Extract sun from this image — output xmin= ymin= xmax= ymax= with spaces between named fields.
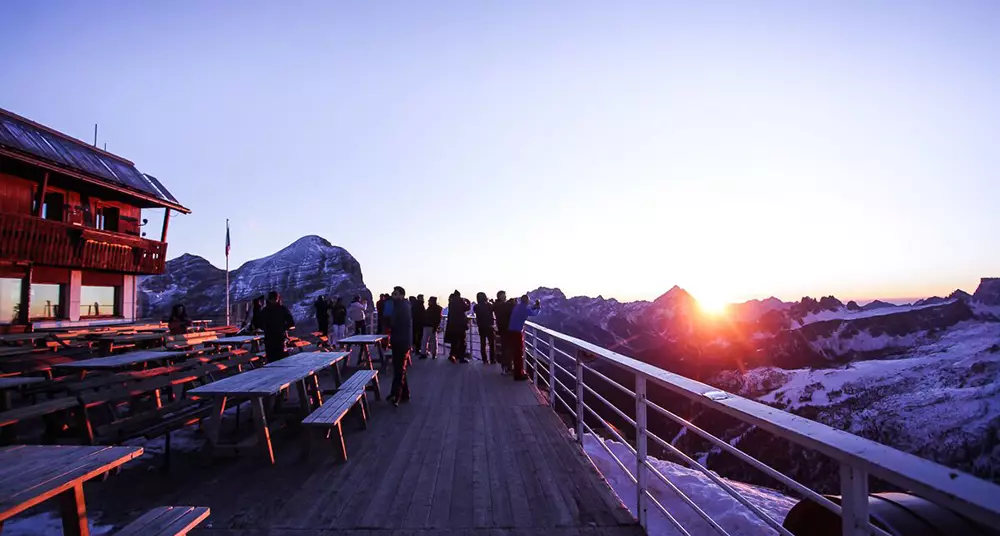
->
xmin=696 ymin=295 xmax=729 ymax=316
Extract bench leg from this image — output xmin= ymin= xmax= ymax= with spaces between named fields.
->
xmin=333 ymin=421 xmax=347 ymax=462
xmin=370 ymin=377 xmax=382 ymax=401
xmin=58 ymin=483 xmax=88 ymax=536
xmin=252 ymin=397 xmax=275 ymax=465
xmin=357 ymin=397 xmax=368 ymax=430
xmin=76 ymin=405 xmax=94 ymax=445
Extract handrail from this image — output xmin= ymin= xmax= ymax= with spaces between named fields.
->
xmin=521 ymin=320 xmax=1000 ymax=535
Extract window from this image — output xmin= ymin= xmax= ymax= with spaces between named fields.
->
xmin=42 ymin=192 xmax=64 ymax=222
xmin=95 ymin=206 xmax=120 ymax=232
xmin=0 ymin=278 xmax=23 ymax=324
xmin=29 ymin=284 xmax=63 ymax=319
xmin=81 ymin=286 xmax=118 ymax=317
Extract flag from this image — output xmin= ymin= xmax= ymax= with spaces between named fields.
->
xmin=225 ymin=220 xmax=231 ymax=257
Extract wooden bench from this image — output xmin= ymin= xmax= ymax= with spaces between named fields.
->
xmin=301 ymin=369 xmax=378 ymax=461
xmin=115 ymin=506 xmax=210 ymax=536
xmin=0 ymin=396 xmax=83 ymax=444
xmin=165 ymin=331 xmax=218 ymax=350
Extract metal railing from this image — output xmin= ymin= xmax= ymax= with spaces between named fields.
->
xmin=518 ymin=321 xmax=1000 ymax=536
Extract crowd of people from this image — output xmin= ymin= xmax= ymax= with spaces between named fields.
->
xmin=174 ymin=286 xmax=542 ymax=410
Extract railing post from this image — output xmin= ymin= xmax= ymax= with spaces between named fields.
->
xmin=635 ymin=375 xmax=648 ymax=529
xmin=575 ymin=351 xmax=584 ymax=444
xmin=548 ymin=333 xmax=556 ymax=410
xmin=531 ymin=327 xmax=539 ymax=384
xmin=840 ymin=463 xmax=870 ymax=536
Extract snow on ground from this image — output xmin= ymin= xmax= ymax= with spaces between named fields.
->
xmin=795 ymin=300 xmax=954 ymax=328
xmin=582 ymin=433 xmax=797 ymax=535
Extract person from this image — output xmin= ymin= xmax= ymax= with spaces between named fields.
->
xmin=375 ymin=293 xmax=390 ymax=350
xmin=386 ymin=286 xmax=412 ymax=407
xmin=257 ymin=290 xmax=295 ymax=362
xmin=348 ymin=296 xmax=367 ymax=335
xmin=507 ymin=294 xmax=540 ymax=380
xmin=412 ymin=295 xmax=426 ymax=356
xmin=445 ymin=291 xmax=471 ymax=363
xmin=314 ymin=295 xmax=330 ymax=338
xmin=422 ymin=296 xmax=442 ymax=358
xmin=474 ymin=292 xmax=496 ymax=364
xmin=493 ymin=291 xmax=514 ymax=373
xmin=167 ymin=304 xmax=191 ymax=335
xmin=330 ymin=296 xmax=348 ymax=346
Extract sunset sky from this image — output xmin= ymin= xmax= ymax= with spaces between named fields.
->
xmin=1 ymin=1 xmax=997 ymax=306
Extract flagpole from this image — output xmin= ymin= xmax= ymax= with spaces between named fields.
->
xmin=225 ymin=219 xmax=230 ymax=327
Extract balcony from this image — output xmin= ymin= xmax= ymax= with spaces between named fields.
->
xmin=0 ymin=211 xmax=166 ymax=274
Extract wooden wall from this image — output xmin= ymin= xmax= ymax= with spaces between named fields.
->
xmin=0 ymin=173 xmax=34 ymax=215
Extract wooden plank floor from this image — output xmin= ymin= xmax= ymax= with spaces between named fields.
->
xmin=79 ymin=350 xmax=642 ymax=536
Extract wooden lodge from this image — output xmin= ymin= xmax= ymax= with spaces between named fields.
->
xmin=0 ymin=107 xmax=189 ymax=331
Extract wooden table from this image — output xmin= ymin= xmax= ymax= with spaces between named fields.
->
xmin=188 ymin=367 xmax=321 ymax=464
xmin=205 ymin=335 xmax=262 ymax=352
xmin=266 ymin=351 xmax=348 ymax=398
xmin=0 ymin=376 xmax=45 ymax=411
xmin=0 ymin=445 xmax=142 ymax=536
xmin=0 ymin=333 xmax=51 ymax=347
xmin=337 ymin=334 xmax=388 ymax=370
xmin=52 ymin=349 xmax=194 ymax=376
xmin=97 ymin=332 xmax=166 ymax=355
xmin=191 ymin=320 xmax=212 ymax=331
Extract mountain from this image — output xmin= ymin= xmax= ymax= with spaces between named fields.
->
xmin=138 ymin=235 xmax=372 ymax=327
xmin=527 ymin=281 xmax=1000 ymax=487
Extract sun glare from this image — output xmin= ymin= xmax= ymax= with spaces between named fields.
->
xmin=696 ymin=295 xmax=729 ymax=316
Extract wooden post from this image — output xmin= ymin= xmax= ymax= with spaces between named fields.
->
xmin=159 ymin=208 xmax=170 ymax=243
xmin=34 ymin=172 xmax=49 ymax=217
xmin=58 ymin=483 xmax=89 ymax=536
xmin=19 ymin=266 xmax=32 ymax=325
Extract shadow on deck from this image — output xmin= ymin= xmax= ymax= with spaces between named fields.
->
xmin=84 ymin=353 xmax=642 ymax=535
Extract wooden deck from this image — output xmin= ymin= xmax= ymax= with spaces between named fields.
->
xmin=81 ymin=354 xmax=641 ymax=535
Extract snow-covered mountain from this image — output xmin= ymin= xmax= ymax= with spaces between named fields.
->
xmin=528 ymin=278 xmax=1000 ymax=487
xmin=138 ymin=235 xmax=372 ymax=327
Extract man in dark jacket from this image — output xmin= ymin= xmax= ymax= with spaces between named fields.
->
xmin=422 ymin=296 xmax=443 ymax=358
xmin=412 ymin=295 xmax=426 ymax=356
xmin=257 ymin=290 xmax=296 ymax=362
xmin=493 ymin=291 xmax=514 ymax=373
xmin=387 ymin=286 xmax=412 ymax=406
xmin=446 ymin=291 xmax=471 ymax=363
xmin=314 ymin=295 xmax=330 ymax=338
xmin=474 ymin=292 xmax=496 ymax=364
xmin=330 ymin=297 xmax=348 ymax=346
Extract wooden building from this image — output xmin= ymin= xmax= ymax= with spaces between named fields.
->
xmin=0 ymin=107 xmax=189 ymax=331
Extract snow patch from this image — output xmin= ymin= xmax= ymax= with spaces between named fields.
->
xmin=583 ymin=433 xmax=796 ymax=535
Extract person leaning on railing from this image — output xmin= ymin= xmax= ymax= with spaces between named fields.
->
xmin=506 ymin=295 xmax=540 ymax=381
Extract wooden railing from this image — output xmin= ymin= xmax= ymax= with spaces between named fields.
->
xmin=0 ymin=211 xmax=167 ymax=274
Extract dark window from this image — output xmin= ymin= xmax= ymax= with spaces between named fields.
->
xmin=0 ymin=278 xmax=23 ymax=324
xmin=30 ymin=284 xmax=63 ymax=319
xmin=96 ymin=206 xmax=120 ymax=232
xmin=80 ymin=286 xmax=118 ymax=317
xmin=42 ymin=192 xmax=64 ymax=222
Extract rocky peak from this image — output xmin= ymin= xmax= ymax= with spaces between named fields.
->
xmin=861 ymin=299 xmax=896 ymax=311
xmin=973 ymin=278 xmax=1000 ymax=306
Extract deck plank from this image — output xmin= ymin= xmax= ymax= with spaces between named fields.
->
xmin=71 ymin=343 xmax=641 ymax=535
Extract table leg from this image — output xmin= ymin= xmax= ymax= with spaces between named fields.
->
xmin=204 ymin=396 xmax=227 ymax=451
xmin=58 ymin=483 xmax=89 ymax=536
xmin=311 ymin=374 xmax=324 ymax=405
xmin=295 ymin=379 xmax=312 ymax=416
xmin=0 ymin=391 xmax=10 ymax=412
xmin=251 ymin=397 xmax=275 ymax=465
xmin=361 ymin=344 xmax=373 ymax=370
xmin=332 ymin=360 xmax=343 ymax=387
xmin=375 ymin=344 xmax=386 ymax=370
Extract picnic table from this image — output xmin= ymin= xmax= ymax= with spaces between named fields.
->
xmin=0 ymin=333 xmax=51 ymax=347
xmin=205 ymin=335 xmax=262 ymax=352
xmin=0 ymin=376 xmax=45 ymax=411
xmin=337 ymin=334 xmax=388 ymax=370
xmin=52 ymin=349 xmax=195 ymax=377
xmin=188 ymin=366 xmax=323 ymax=464
xmin=97 ymin=332 xmax=166 ymax=354
xmin=190 ymin=320 xmax=212 ymax=331
xmin=0 ymin=445 xmax=142 ymax=536
xmin=266 ymin=351 xmax=348 ymax=396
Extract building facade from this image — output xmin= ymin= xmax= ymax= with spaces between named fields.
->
xmin=0 ymin=107 xmax=189 ymax=330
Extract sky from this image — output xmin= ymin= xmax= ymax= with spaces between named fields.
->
xmin=1 ymin=1 xmax=998 ymax=308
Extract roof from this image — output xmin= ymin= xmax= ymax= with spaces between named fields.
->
xmin=0 ymin=108 xmax=189 ymax=213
